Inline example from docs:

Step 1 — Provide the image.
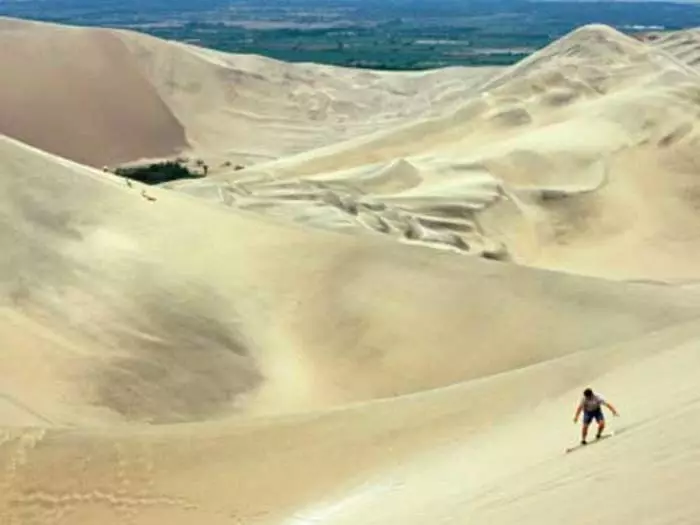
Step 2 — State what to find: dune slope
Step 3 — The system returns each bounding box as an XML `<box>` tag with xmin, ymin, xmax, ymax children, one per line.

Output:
<box><xmin>2</xmin><ymin>127</ymin><xmax>700</xmax><ymax>525</ymax></box>
<box><xmin>0</xmin><ymin>17</ymin><xmax>500</xmax><ymax>168</ymax></box>
<box><xmin>172</xmin><ymin>24</ymin><xmax>700</xmax><ymax>280</ymax></box>
<box><xmin>0</xmin><ymin>19</ymin><xmax>188</xmax><ymax>167</ymax></box>
<box><xmin>2</xmin><ymin>113</ymin><xmax>700</xmax><ymax>523</ymax></box>
<box><xmin>118</xmin><ymin>30</ymin><xmax>500</xmax><ymax>165</ymax></box>
<box><xmin>4</xmin><ymin>133</ymin><xmax>700</xmax><ymax>423</ymax></box>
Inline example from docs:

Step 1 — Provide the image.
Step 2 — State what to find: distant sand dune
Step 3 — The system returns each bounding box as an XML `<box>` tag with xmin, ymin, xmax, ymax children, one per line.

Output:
<box><xmin>0</xmin><ymin>20</ymin><xmax>187</xmax><ymax>167</ymax></box>
<box><xmin>117</xmin><ymin>31</ymin><xmax>500</xmax><ymax>165</ymax></box>
<box><xmin>0</xmin><ymin>17</ymin><xmax>499</xmax><ymax>167</ymax></box>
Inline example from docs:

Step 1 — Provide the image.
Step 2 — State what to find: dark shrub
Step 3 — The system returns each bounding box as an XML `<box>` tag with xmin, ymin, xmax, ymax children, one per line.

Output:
<box><xmin>114</xmin><ymin>161</ymin><xmax>202</xmax><ymax>185</ymax></box>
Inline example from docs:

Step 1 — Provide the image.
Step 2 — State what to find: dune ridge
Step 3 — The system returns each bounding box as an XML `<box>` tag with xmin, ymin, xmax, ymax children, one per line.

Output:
<box><xmin>1</xmin><ymin>16</ymin><xmax>700</xmax><ymax>525</ymax></box>
<box><xmin>170</xmin><ymin>23</ymin><xmax>700</xmax><ymax>280</ymax></box>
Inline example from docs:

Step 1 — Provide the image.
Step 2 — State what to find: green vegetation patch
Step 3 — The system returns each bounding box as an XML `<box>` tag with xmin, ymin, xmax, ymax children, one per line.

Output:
<box><xmin>114</xmin><ymin>160</ymin><xmax>205</xmax><ymax>185</ymax></box>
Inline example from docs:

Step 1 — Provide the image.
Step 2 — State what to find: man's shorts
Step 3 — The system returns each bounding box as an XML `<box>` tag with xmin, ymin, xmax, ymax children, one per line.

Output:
<box><xmin>583</xmin><ymin>408</ymin><xmax>604</xmax><ymax>425</ymax></box>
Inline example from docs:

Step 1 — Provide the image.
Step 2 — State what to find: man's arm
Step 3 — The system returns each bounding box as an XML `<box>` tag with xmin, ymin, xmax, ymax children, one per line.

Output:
<box><xmin>573</xmin><ymin>401</ymin><xmax>583</xmax><ymax>422</ymax></box>
<box><xmin>603</xmin><ymin>400</ymin><xmax>619</xmax><ymax>416</ymax></box>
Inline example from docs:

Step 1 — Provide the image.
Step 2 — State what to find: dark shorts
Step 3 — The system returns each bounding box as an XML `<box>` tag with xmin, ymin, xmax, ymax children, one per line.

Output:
<box><xmin>583</xmin><ymin>408</ymin><xmax>604</xmax><ymax>425</ymax></box>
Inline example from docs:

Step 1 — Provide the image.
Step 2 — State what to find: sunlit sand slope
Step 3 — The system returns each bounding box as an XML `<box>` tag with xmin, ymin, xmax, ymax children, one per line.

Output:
<box><xmin>2</xmin><ymin>318</ymin><xmax>700</xmax><ymax>524</ymax></box>
<box><xmin>118</xmin><ymin>29</ymin><xmax>501</xmax><ymax>165</ymax></box>
<box><xmin>174</xmin><ymin>24</ymin><xmax>700</xmax><ymax>280</ymax></box>
<box><xmin>3</xmin><ymin>131</ymin><xmax>700</xmax><ymax>424</ymax></box>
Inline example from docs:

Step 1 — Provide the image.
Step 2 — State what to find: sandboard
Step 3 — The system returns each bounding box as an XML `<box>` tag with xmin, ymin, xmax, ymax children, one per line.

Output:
<box><xmin>565</xmin><ymin>431</ymin><xmax>615</xmax><ymax>454</ymax></box>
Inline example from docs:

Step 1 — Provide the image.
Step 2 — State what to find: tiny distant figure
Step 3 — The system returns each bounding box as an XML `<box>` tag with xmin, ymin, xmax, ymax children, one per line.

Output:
<box><xmin>141</xmin><ymin>189</ymin><xmax>156</xmax><ymax>202</ymax></box>
<box><xmin>573</xmin><ymin>388</ymin><xmax>619</xmax><ymax>445</ymax></box>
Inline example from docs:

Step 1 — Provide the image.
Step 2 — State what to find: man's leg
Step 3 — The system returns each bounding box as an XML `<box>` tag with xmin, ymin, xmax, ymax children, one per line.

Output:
<box><xmin>581</xmin><ymin>420</ymin><xmax>590</xmax><ymax>444</ymax></box>
<box><xmin>596</xmin><ymin>412</ymin><xmax>606</xmax><ymax>439</ymax></box>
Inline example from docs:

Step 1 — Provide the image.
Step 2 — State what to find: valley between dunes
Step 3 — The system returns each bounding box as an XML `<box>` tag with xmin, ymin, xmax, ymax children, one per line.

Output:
<box><xmin>1</xmin><ymin>16</ymin><xmax>700</xmax><ymax>525</ymax></box>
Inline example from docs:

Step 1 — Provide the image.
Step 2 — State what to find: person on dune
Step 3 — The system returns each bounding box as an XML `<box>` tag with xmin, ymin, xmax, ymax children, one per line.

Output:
<box><xmin>573</xmin><ymin>388</ymin><xmax>619</xmax><ymax>445</ymax></box>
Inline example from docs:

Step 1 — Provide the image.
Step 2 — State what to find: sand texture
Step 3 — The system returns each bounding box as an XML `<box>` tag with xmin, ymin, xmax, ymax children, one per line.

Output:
<box><xmin>1</xmin><ymin>17</ymin><xmax>700</xmax><ymax>525</ymax></box>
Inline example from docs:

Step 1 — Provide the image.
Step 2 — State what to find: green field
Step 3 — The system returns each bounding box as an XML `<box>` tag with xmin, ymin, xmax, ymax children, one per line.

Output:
<box><xmin>3</xmin><ymin>1</ymin><xmax>700</xmax><ymax>69</ymax></box>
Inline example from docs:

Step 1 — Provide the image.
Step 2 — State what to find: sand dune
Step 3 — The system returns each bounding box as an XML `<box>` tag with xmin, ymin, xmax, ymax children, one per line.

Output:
<box><xmin>650</xmin><ymin>27</ymin><xmax>700</xmax><ymax>68</ymax></box>
<box><xmin>3</xmin><ymin>128</ymin><xmax>700</xmax><ymax>525</ymax></box>
<box><xmin>0</xmin><ymin>17</ymin><xmax>499</xmax><ymax>168</ymax></box>
<box><xmin>172</xmin><ymin>24</ymin><xmax>700</xmax><ymax>280</ymax></box>
<box><xmin>118</xmin><ymin>31</ymin><xmax>500</xmax><ymax>166</ymax></box>
<box><xmin>2</xmin><ymin>15</ymin><xmax>700</xmax><ymax>525</ymax></box>
<box><xmin>0</xmin><ymin>18</ymin><xmax>188</xmax><ymax>168</ymax></box>
<box><xmin>5</xmin><ymin>132</ymin><xmax>700</xmax><ymax>422</ymax></box>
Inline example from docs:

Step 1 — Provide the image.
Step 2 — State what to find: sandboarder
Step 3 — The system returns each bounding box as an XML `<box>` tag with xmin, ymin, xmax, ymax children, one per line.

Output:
<box><xmin>573</xmin><ymin>388</ymin><xmax>619</xmax><ymax>445</ymax></box>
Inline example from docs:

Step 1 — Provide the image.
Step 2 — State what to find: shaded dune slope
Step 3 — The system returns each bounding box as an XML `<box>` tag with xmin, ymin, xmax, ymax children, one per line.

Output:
<box><xmin>0</xmin><ymin>19</ymin><xmax>188</xmax><ymax>167</ymax></box>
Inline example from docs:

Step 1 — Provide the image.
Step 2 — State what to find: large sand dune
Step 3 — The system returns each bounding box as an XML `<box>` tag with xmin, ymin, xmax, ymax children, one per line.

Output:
<box><xmin>1</xmin><ymin>16</ymin><xmax>700</xmax><ymax>525</ymax></box>
<box><xmin>171</xmin><ymin>24</ymin><xmax>700</xmax><ymax>280</ymax></box>
<box><xmin>0</xmin><ymin>17</ymin><xmax>499</xmax><ymax>167</ymax></box>
<box><xmin>0</xmin><ymin>18</ymin><xmax>188</xmax><ymax>168</ymax></box>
